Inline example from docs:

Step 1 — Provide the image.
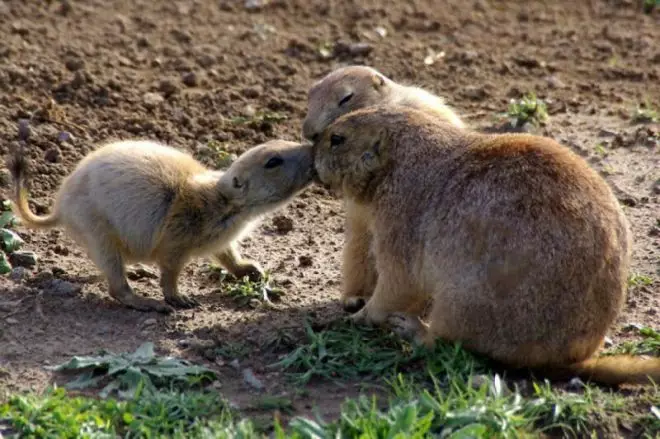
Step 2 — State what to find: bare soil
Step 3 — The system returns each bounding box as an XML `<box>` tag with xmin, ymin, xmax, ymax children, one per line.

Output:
<box><xmin>0</xmin><ymin>0</ymin><xmax>658</xmax><ymax>428</ymax></box>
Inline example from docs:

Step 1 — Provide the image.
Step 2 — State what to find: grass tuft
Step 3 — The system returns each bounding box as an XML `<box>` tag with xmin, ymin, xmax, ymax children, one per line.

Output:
<box><xmin>505</xmin><ymin>93</ymin><xmax>549</xmax><ymax>129</ymax></box>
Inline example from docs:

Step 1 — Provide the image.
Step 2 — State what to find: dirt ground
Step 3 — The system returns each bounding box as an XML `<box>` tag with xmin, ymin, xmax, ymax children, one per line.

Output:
<box><xmin>0</xmin><ymin>0</ymin><xmax>658</xmax><ymax>425</ymax></box>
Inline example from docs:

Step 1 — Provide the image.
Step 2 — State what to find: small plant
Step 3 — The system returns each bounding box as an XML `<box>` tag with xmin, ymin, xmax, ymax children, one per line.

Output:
<box><xmin>207</xmin><ymin>141</ymin><xmax>236</xmax><ymax>168</ymax></box>
<box><xmin>0</xmin><ymin>386</ymin><xmax>235</xmax><ymax>438</ymax></box>
<box><xmin>606</xmin><ymin>325</ymin><xmax>660</xmax><ymax>357</ymax></box>
<box><xmin>594</xmin><ymin>143</ymin><xmax>607</xmax><ymax>156</ymax></box>
<box><xmin>214</xmin><ymin>269</ymin><xmax>285</xmax><ymax>308</ymax></box>
<box><xmin>0</xmin><ymin>200</ymin><xmax>23</xmax><ymax>275</ymax></box>
<box><xmin>632</xmin><ymin>101</ymin><xmax>659</xmax><ymax>124</ymax></box>
<box><xmin>505</xmin><ymin>92</ymin><xmax>549</xmax><ymax>129</ymax></box>
<box><xmin>629</xmin><ymin>273</ymin><xmax>654</xmax><ymax>287</ymax></box>
<box><xmin>643</xmin><ymin>0</ymin><xmax>659</xmax><ymax>14</ymax></box>
<box><xmin>45</xmin><ymin>342</ymin><xmax>216</xmax><ymax>398</ymax></box>
<box><xmin>270</xmin><ymin>319</ymin><xmax>486</xmax><ymax>385</ymax></box>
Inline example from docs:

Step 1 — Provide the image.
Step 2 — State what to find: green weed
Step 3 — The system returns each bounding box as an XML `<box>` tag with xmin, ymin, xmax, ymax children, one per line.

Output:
<box><xmin>607</xmin><ymin>325</ymin><xmax>660</xmax><ymax>357</ymax></box>
<box><xmin>632</xmin><ymin>100</ymin><xmax>659</xmax><ymax>124</ymax></box>
<box><xmin>629</xmin><ymin>273</ymin><xmax>654</xmax><ymax>287</ymax></box>
<box><xmin>505</xmin><ymin>93</ymin><xmax>549</xmax><ymax>129</ymax></box>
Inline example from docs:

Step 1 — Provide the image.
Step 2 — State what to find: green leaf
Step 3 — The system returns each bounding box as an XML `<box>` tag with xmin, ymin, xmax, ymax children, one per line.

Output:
<box><xmin>0</xmin><ymin>211</ymin><xmax>15</xmax><ymax>228</ymax></box>
<box><xmin>1</xmin><ymin>228</ymin><xmax>23</xmax><ymax>253</ymax></box>
<box><xmin>0</xmin><ymin>251</ymin><xmax>11</xmax><ymax>275</ymax></box>
<box><xmin>45</xmin><ymin>353</ymin><xmax>116</xmax><ymax>371</ymax></box>
<box><xmin>128</xmin><ymin>342</ymin><xmax>156</xmax><ymax>363</ymax></box>
<box><xmin>65</xmin><ymin>370</ymin><xmax>105</xmax><ymax>390</ymax></box>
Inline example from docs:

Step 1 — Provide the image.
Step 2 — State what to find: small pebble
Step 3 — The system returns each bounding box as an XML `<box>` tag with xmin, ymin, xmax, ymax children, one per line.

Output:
<box><xmin>158</xmin><ymin>79</ymin><xmax>179</xmax><ymax>96</ymax></box>
<box><xmin>64</xmin><ymin>58</ymin><xmax>85</xmax><ymax>72</ymax></box>
<box><xmin>229</xmin><ymin>359</ymin><xmax>240</xmax><ymax>370</ymax></box>
<box><xmin>142</xmin><ymin>92</ymin><xmax>164</xmax><ymax>109</ymax></box>
<box><xmin>182</xmin><ymin>71</ymin><xmax>198</xmax><ymax>87</ymax></box>
<box><xmin>44</xmin><ymin>147</ymin><xmax>62</xmax><ymax>163</ymax></box>
<box><xmin>5</xmin><ymin>318</ymin><xmax>18</xmax><ymax>325</ymax></box>
<box><xmin>298</xmin><ymin>255</ymin><xmax>313</xmax><ymax>267</ymax></box>
<box><xmin>142</xmin><ymin>318</ymin><xmax>157</xmax><ymax>327</ymax></box>
<box><xmin>48</xmin><ymin>279</ymin><xmax>81</xmax><ymax>297</ymax></box>
<box><xmin>567</xmin><ymin>377</ymin><xmax>585</xmax><ymax>390</ymax></box>
<box><xmin>9</xmin><ymin>267</ymin><xmax>27</xmax><ymax>282</ymax></box>
<box><xmin>57</xmin><ymin>131</ymin><xmax>73</xmax><ymax>143</ymax></box>
<box><xmin>242</xmin><ymin>368</ymin><xmax>265</xmax><ymax>390</ymax></box>
<box><xmin>9</xmin><ymin>251</ymin><xmax>37</xmax><ymax>268</ymax></box>
<box><xmin>272</xmin><ymin>215</ymin><xmax>293</xmax><ymax>234</ymax></box>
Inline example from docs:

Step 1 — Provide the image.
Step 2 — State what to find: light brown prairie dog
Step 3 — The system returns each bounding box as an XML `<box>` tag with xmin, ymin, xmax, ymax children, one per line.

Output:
<box><xmin>302</xmin><ymin>65</ymin><xmax>465</xmax><ymax>312</ymax></box>
<box><xmin>313</xmin><ymin>105</ymin><xmax>659</xmax><ymax>386</ymax></box>
<box><xmin>302</xmin><ymin>65</ymin><xmax>464</xmax><ymax>142</ymax></box>
<box><xmin>8</xmin><ymin>139</ymin><xmax>314</xmax><ymax>313</ymax></box>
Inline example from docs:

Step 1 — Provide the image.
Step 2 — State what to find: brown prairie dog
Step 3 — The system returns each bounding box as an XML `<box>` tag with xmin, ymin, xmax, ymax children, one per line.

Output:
<box><xmin>313</xmin><ymin>105</ymin><xmax>659</xmax><ymax>386</ymax></box>
<box><xmin>302</xmin><ymin>65</ymin><xmax>465</xmax><ymax>312</ymax></box>
<box><xmin>302</xmin><ymin>65</ymin><xmax>465</xmax><ymax>142</ymax></box>
<box><xmin>8</xmin><ymin>139</ymin><xmax>314</xmax><ymax>313</ymax></box>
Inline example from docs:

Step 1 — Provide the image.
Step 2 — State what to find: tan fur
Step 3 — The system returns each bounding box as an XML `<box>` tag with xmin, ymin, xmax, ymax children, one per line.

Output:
<box><xmin>312</xmin><ymin>105</ymin><xmax>659</xmax><ymax>386</ymax></box>
<box><xmin>7</xmin><ymin>139</ymin><xmax>314</xmax><ymax>313</ymax></box>
<box><xmin>303</xmin><ymin>65</ymin><xmax>465</xmax><ymax>312</ymax></box>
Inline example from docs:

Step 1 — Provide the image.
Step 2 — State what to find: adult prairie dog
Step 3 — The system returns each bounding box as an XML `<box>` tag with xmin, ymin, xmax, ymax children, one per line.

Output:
<box><xmin>302</xmin><ymin>65</ymin><xmax>465</xmax><ymax>312</ymax></box>
<box><xmin>313</xmin><ymin>105</ymin><xmax>659</xmax><ymax>386</ymax></box>
<box><xmin>8</xmin><ymin>139</ymin><xmax>314</xmax><ymax>313</ymax></box>
<box><xmin>302</xmin><ymin>65</ymin><xmax>464</xmax><ymax>142</ymax></box>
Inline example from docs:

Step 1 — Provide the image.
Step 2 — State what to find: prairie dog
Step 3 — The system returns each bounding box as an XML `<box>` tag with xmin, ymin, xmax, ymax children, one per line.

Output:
<box><xmin>8</xmin><ymin>139</ymin><xmax>314</xmax><ymax>313</ymax></box>
<box><xmin>302</xmin><ymin>65</ymin><xmax>464</xmax><ymax>142</ymax></box>
<box><xmin>313</xmin><ymin>105</ymin><xmax>660</xmax><ymax>386</ymax></box>
<box><xmin>302</xmin><ymin>65</ymin><xmax>465</xmax><ymax>312</ymax></box>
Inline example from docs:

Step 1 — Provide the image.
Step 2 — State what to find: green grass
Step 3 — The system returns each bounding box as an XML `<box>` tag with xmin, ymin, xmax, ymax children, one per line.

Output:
<box><xmin>3</xmin><ymin>320</ymin><xmax>660</xmax><ymax>437</ymax></box>
<box><xmin>632</xmin><ymin>100</ymin><xmax>659</xmax><ymax>124</ymax></box>
<box><xmin>270</xmin><ymin>319</ymin><xmax>487</xmax><ymax>386</ymax></box>
<box><xmin>629</xmin><ymin>273</ymin><xmax>654</xmax><ymax>287</ymax></box>
<box><xmin>220</xmin><ymin>271</ymin><xmax>285</xmax><ymax>309</ymax></box>
<box><xmin>505</xmin><ymin>93</ymin><xmax>549</xmax><ymax>129</ymax></box>
<box><xmin>606</xmin><ymin>325</ymin><xmax>660</xmax><ymax>357</ymax></box>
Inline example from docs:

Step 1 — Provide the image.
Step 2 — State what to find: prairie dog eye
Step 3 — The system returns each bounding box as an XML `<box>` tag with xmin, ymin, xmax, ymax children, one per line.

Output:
<box><xmin>338</xmin><ymin>93</ymin><xmax>354</xmax><ymax>107</ymax></box>
<box><xmin>264</xmin><ymin>156</ymin><xmax>284</xmax><ymax>169</ymax></box>
<box><xmin>330</xmin><ymin>134</ymin><xmax>346</xmax><ymax>147</ymax></box>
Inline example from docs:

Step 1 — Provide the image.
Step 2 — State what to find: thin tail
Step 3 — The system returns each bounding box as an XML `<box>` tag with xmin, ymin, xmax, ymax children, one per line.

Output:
<box><xmin>6</xmin><ymin>146</ymin><xmax>59</xmax><ymax>229</ymax></box>
<box><xmin>568</xmin><ymin>355</ymin><xmax>660</xmax><ymax>386</ymax></box>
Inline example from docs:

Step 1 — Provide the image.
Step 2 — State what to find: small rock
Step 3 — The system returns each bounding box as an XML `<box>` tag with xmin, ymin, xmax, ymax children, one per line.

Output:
<box><xmin>171</xmin><ymin>29</ymin><xmax>192</xmax><ymax>44</ymax></box>
<box><xmin>5</xmin><ymin>318</ymin><xmax>18</xmax><ymax>325</ymax></box>
<box><xmin>545</xmin><ymin>75</ymin><xmax>565</xmax><ymax>89</ymax></box>
<box><xmin>64</xmin><ymin>58</ymin><xmax>85</xmax><ymax>72</ymax></box>
<box><xmin>44</xmin><ymin>147</ymin><xmax>62</xmax><ymax>163</ymax></box>
<box><xmin>10</xmin><ymin>22</ymin><xmax>29</xmax><ymax>36</ymax></box>
<box><xmin>48</xmin><ymin>279</ymin><xmax>81</xmax><ymax>297</ymax></box>
<box><xmin>229</xmin><ymin>359</ymin><xmax>240</xmax><ymax>370</ymax></box>
<box><xmin>197</xmin><ymin>54</ymin><xmax>216</xmax><ymax>68</ymax></box>
<box><xmin>462</xmin><ymin>86</ymin><xmax>488</xmax><ymax>101</ymax></box>
<box><xmin>57</xmin><ymin>131</ymin><xmax>73</xmax><ymax>143</ymax></box>
<box><xmin>242</xmin><ymin>368</ymin><xmax>265</xmax><ymax>390</ymax></box>
<box><xmin>597</xmin><ymin>128</ymin><xmax>618</xmax><ymax>137</ymax></box>
<box><xmin>242</xmin><ymin>86</ymin><xmax>261</xmax><ymax>98</ymax></box>
<box><xmin>652</xmin><ymin>179</ymin><xmax>660</xmax><ymax>195</ymax></box>
<box><xmin>17</xmin><ymin>119</ymin><xmax>30</xmax><ymax>141</ymax></box>
<box><xmin>182</xmin><ymin>71</ymin><xmax>198</xmax><ymax>87</ymax></box>
<box><xmin>335</xmin><ymin>42</ymin><xmax>373</xmax><ymax>57</ymax></box>
<box><xmin>618</xmin><ymin>196</ymin><xmax>638</xmax><ymax>207</ymax></box>
<box><xmin>298</xmin><ymin>255</ymin><xmax>313</xmax><ymax>267</ymax></box>
<box><xmin>127</xmin><ymin>264</ymin><xmax>158</xmax><ymax>280</ymax></box>
<box><xmin>142</xmin><ymin>92</ymin><xmax>164</xmax><ymax>109</ymax></box>
<box><xmin>142</xmin><ymin>318</ymin><xmax>157</xmax><ymax>327</ymax></box>
<box><xmin>9</xmin><ymin>251</ymin><xmax>37</xmax><ymax>268</ymax></box>
<box><xmin>158</xmin><ymin>79</ymin><xmax>179</xmax><ymax>97</ymax></box>
<box><xmin>245</xmin><ymin>0</ymin><xmax>268</xmax><ymax>10</ymax></box>
<box><xmin>374</xmin><ymin>26</ymin><xmax>387</xmax><ymax>38</ymax></box>
<box><xmin>603</xmin><ymin>336</ymin><xmax>613</xmax><ymax>348</ymax></box>
<box><xmin>9</xmin><ymin>267</ymin><xmax>28</xmax><ymax>282</ymax></box>
<box><xmin>272</xmin><ymin>215</ymin><xmax>293</xmax><ymax>234</ymax></box>
<box><xmin>567</xmin><ymin>377</ymin><xmax>585</xmax><ymax>390</ymax></box>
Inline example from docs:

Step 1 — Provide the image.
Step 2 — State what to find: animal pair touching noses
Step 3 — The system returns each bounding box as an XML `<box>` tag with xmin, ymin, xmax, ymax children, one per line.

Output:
<box><xmin>8</xmin><ymin>65</ymin><xmax>659</xmax><ymax>387</ymax></box>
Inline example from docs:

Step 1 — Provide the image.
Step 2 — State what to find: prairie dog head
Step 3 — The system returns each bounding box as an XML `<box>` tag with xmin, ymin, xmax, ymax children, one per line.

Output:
<box><xmin>219</xmin><ymin>140</ymin><xmax>315</xmax><ymax>210</ymax></box>
<box><xmin>313</xmin><ymin>108</ymin><xmax>392</xmax><ymax>200</ymax></box>
<box><xmin>302</xmin><ymin>65</ymin><xmax>392</xmax><ymax>142</ymax></box>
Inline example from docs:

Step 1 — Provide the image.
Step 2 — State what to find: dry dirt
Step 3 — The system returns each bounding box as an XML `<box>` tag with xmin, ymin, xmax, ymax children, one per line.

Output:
<box><xmin>0</xmin><ymin>0</ymin><xmax>658</xmax><ymax>426</ymax></box>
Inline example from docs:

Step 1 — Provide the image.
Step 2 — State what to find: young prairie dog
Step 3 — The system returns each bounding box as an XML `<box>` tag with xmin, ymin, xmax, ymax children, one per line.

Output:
<box><xmin>313</xmin><ymin>105</ymin><xmax>660</xmax><ymax>386</ymax></box>
<box><xmin>302</xmin><ymin>65</ymin><xmax>465</xmax><ymax>312</ymax></box>
<box><xmin>8</xmin><ymin>139</ymin><xmax>314</xmax><ymax>313</ymax></box>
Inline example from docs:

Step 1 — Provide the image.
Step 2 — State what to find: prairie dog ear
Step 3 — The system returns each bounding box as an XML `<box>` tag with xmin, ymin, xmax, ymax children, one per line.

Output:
<box><xmin>360</xmin><ymin>133</ymin><xmax>386</xmax><ymax>172</ymax></box>
<box><xmin>372</xmin><ymin>73</ymin><xmax>385</xmax><ymax>89</ymax></box>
